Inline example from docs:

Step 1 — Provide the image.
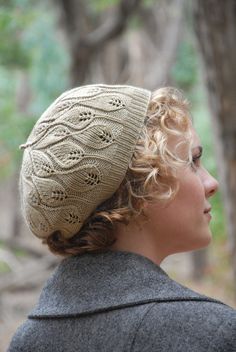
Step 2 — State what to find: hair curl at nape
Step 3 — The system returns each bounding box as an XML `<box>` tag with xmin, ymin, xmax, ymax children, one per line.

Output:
<box><xmin>44</xmin><ymin>87</ymin><xmax>193</xmax><ymax>257</ymax></box>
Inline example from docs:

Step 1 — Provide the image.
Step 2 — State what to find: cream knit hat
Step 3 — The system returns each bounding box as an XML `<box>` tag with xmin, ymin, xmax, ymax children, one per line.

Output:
<box><xmin>19</xmin><ymin>84</ymin><xmax>151</xmax><ymax>239</ymax></box>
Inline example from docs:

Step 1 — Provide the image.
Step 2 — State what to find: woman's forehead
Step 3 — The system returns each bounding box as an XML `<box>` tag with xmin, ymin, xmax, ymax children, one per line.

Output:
<box><xmin>166</xmin><ymin>126</ymin><xmax>201</xmax><ymax>159</ymax></box>
<box><xmin>190</xmin><ymin>127</ymin><xmax>201</xmax><ymax>149</ymax></box>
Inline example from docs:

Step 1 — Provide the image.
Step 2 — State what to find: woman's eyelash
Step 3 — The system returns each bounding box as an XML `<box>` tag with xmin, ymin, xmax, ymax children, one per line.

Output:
<box><xmin>190</xmin><ymin>154</ymin><xmax>202</xmax><ymax>170</ymax></box>
<box><xmin>191</xmin><ymin>146</ymin><xmax>203</xmax><ymax>164</ymax></box>
<box><xmin>192</xmin><ymin>154</ymin><xmax>201</xmax><ymax>162</ymax></box>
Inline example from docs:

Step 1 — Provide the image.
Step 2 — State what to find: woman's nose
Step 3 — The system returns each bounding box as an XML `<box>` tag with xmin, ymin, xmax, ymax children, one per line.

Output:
<box><xmin>204</xmin><ymin>170</ymin><xmax>219</xmax><ymax>198</ymax></box>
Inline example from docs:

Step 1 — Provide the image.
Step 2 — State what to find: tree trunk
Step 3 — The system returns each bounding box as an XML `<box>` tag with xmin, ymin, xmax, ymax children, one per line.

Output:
<box><xmin>55</xmin><ymin>0</ymin><xmax>185</xmax><ymax>88</ymax></box>
<box><xmin>193</xmin><ymin>0</ymin><xmax>236</xmax><ymax>293</ymax></box>
<box><xmin>139</xmin><ymin>0</ymin><xmax>185</xmax><ymax>89</ymax></box>
<box><xmin>55</xmin><ymin>0</ymin><xmax>142</xmax><ymax>86</ymax></box>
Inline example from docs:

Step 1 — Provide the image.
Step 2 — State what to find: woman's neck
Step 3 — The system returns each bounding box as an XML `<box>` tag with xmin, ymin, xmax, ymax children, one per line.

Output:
<box><xmin>110</xmin><ymin>218</ymin><xmax>167</xmax><ymax>266</ymax></box>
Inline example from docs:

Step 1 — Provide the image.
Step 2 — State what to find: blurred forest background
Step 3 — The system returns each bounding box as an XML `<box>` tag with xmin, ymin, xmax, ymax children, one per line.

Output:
<box><xmin>0</xmin><ymin>0</ymin><xmax>236</xmax><ymax>350</ymax></box>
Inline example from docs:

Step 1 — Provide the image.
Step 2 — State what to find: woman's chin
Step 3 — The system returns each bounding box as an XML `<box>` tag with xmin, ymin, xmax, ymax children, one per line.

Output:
<box><xmin>191</xmin><ymin>231</ymin><xmax>212</xmax><ymax>251</ymax></box>
<box><xmin>174</xmin><ymin>232</ymin><xmax>212</xmax><ymax>254</ymax></box>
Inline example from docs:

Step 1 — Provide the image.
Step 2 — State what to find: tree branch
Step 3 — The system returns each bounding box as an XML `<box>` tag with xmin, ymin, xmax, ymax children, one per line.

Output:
<box><xmin>79</xmin><ymin>0</ymin><xmax>142</xmax><ymax>49</ymax></box>
<box><xmin>144</xmin><ymin>0</ymin><xmax>185</xmax><ymax>88</ymax></box>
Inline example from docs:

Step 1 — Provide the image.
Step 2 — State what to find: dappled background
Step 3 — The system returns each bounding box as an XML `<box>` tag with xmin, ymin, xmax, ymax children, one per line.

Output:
<box><xmin>1</xmin><ymin>0</ymin><xmax>236</xmax><ymax>350</ymax></box>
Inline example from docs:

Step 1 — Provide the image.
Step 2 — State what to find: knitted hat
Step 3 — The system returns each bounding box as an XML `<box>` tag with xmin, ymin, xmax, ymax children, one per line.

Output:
<box><xmin>19</xmin><ymin>84</ymin><xmax>151</xmax><ymax>239</ymax></box>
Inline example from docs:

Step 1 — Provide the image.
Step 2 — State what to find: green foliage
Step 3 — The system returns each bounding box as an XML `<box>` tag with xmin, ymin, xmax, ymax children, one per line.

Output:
<box><xmin>0</xmin><ymin>4</ymin><xmax>34</xmax><ymax>68</ymax></box>
<box><xmin>0</xmin><ymin>0</ymin><xmax>69</xmax><ymax>179</ymax></box>
<box><xmin>25</xmin><ymin>10</ymin><xmax>70</xmax><ymax>113</ymax></box>
<box><xmin>88</xmin><ymin>0</ymin><xmax>120</xmax><ymax>13</ymax></box>
<box><xmin>88</xmin><ymin>0</ymin><xmax>157</xmax><ymax>22</ymax></box>
<box><xmin>0</xmin><ymin>260</ymin><xmax>11</xmax><ymax>274</ymax></box>
<box><xmin>14</xmin><ymin>248</ymin><xmax>28</xmax><ymax>257</ymax></box>
<box><xmin>87</xmin><ymin>0</ymin><xmax>158</xmax><ymax>13</ymax></box>
<box><xmin>143</xmin><ymin>0</ymin><xmax>157</xmax><ymax>6</ymax></box>
<box><xmin>171</xmin><ymin>39</ymin><xmax>198</xmax><ymax>93</ymax></box>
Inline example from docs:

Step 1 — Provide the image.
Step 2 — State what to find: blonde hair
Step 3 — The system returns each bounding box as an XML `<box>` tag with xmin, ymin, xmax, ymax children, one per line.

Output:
<box><xmin>45</xmin><ymin>87</ymin><xmax>192</xmax><ymax>256</ymax></box>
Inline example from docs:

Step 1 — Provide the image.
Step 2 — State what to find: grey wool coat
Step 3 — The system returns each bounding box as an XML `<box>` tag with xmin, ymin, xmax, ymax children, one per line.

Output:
<box><xmin>8</xmin><ymin>250</ymin><xmax>236</xmax><ymax>352</ymax></box>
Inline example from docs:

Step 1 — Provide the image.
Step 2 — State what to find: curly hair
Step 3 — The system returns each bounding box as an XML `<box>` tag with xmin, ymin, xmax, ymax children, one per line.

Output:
<box><xmin>44</xmin><ymin>87</ymin><xmax>193</xmax><ymax>256</ymax></box>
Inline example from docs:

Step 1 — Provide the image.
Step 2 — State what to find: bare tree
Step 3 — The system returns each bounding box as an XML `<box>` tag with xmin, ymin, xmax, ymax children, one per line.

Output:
<box><xmin>54</xmin><ymin>0</ymin><xmax>142</xmax><ymax>85</ymax></box>
<box><xmin>137</xmin><ymin>0</ymin><xmax>184</xmax><ymax>89</ymax></box>
<box><xmin>194</xmin><ymin>0</ymin><xmax>236</xmax><ymax>292</ymax></box>
<box><xmin>54</xmin><ymin>0</ymin><xmax>185</xmax><ymax>88</ymax></box>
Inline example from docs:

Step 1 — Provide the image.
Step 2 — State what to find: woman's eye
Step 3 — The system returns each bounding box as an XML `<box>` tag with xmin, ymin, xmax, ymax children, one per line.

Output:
<box><xmin>191</xmin><ymin>155</ymin><xmax>201</xmax><ymax>170</ymax></box>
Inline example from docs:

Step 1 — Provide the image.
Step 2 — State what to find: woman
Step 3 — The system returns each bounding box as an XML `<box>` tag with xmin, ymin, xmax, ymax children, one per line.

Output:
<box><xmin>8</xmin><ymin>84</ymin><xmax>236</xmax><ymax>351</ymax></box>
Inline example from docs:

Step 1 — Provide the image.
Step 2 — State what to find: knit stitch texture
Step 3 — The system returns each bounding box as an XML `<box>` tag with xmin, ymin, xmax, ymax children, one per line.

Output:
<box><xmin>19</xmin><ymin>84</ymin><xmax>151</xmax><ymax>239</ymax></box>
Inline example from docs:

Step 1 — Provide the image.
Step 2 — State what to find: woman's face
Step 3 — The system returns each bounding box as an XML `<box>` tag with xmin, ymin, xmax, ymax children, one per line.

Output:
<box><xmin>144</xmin><ymin>126</ymin><xmax>219</xmax><ymax>256</ymax></box>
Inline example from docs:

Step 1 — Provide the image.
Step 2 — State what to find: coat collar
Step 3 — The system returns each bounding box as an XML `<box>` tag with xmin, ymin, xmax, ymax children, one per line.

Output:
<box><xmin>29</xmin><ymin>250</ymin><xmax>225</xmax><ymax>318</ymax></box>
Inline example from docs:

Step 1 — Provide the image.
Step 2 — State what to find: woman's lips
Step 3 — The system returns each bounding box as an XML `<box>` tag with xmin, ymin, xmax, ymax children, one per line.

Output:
<box><xmin>204</xmin><ymin>206</ymin><xmax>212</xmax><ymax>221</ymax></box>
<box><xmin>204</xmin><ymin>212</ymin><xmax>212</xmax><ymax>221</ymax></box>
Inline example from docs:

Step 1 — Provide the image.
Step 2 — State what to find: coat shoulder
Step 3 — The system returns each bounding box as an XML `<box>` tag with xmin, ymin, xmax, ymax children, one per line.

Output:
<box><xmin>131</xmin><ymin>299</ymin><xmax>236</xmax><ymax>352</ymax></box>
<box><xmin>7</xmin><ymin>318</ymin><xmax>67</xmax><ymax>352</ymax></box>
<box><xmin>7</xmin><ymin>319</ymin><xmax>38</xmax><ymax>352</ymax></box>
